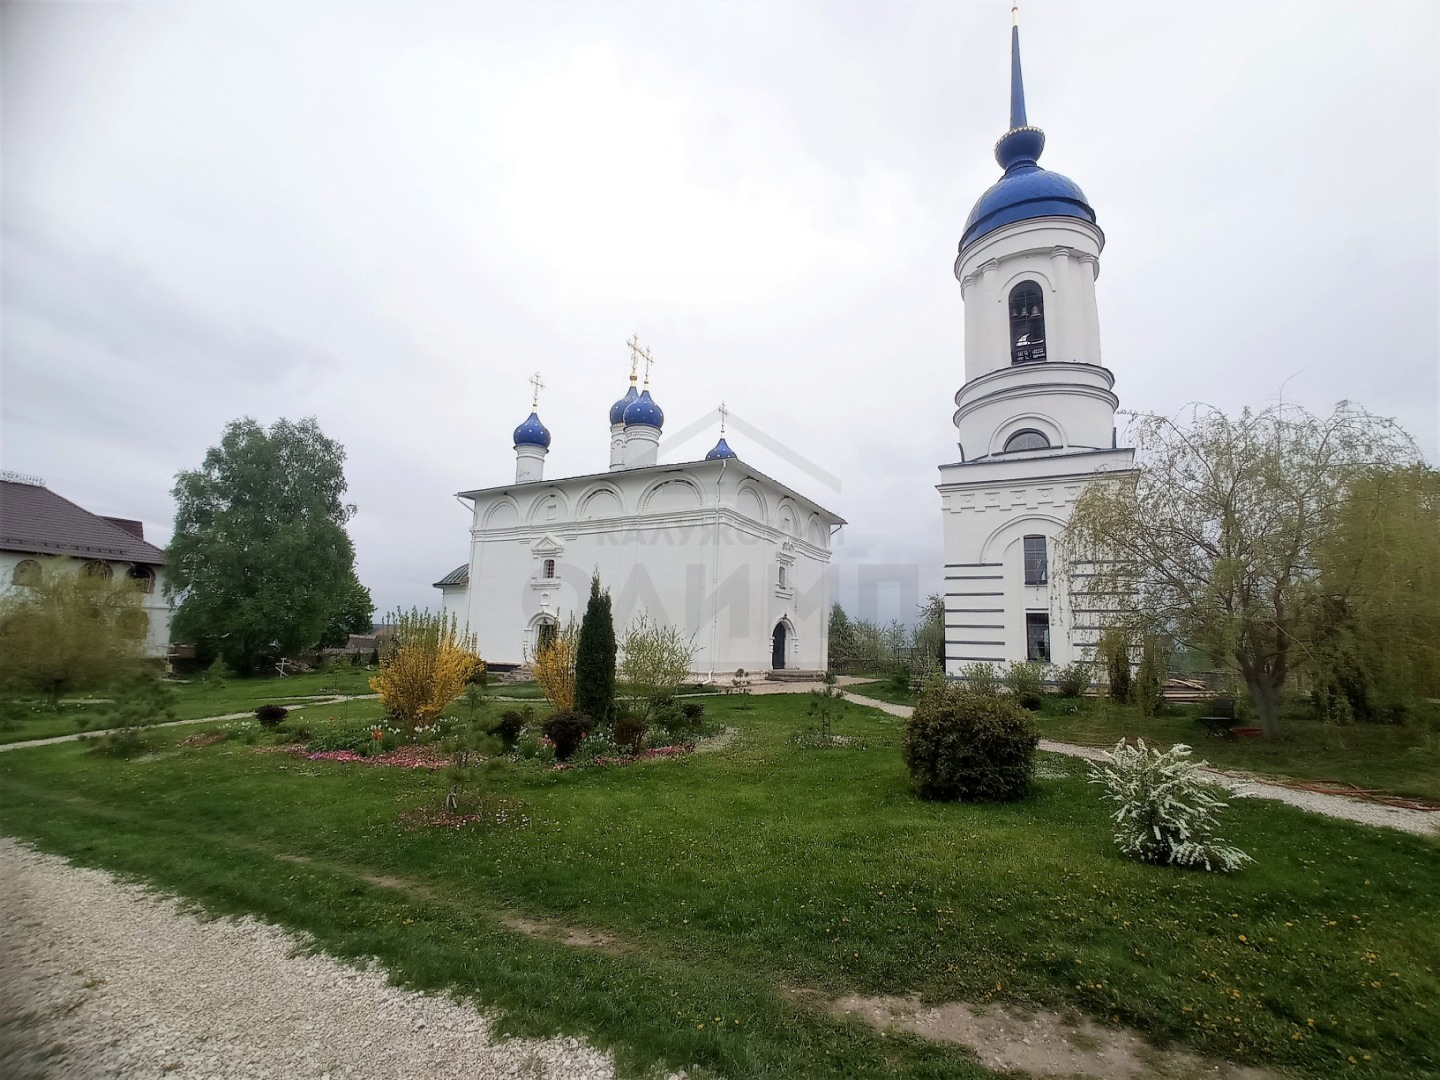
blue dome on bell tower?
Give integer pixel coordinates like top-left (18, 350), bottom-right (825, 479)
top-left (959, 20), bottom-right (1097, 252)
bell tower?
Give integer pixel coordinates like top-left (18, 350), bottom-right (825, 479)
top-left (937, 7), bottom-right (1134, 672)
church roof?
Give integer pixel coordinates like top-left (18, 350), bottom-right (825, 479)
top-left (959, 21), bottom-right (1097, 252)
top-left (433, 563), bottom-right (469, 587)
top-left (609, 384), bottom-right (639, 426)
top-left (622, 389), bottom-right (664, 428)
top-left (0, 479), bottom-right (166, 565)
top-left (457, 455), bottom-right (845, 525)
top-left (513, 411), bottom-right (552, 448)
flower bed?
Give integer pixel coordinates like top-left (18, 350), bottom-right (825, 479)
top-left (553, 742), bottom-right (695, 770)
top-left (254, 744), bottom-right (453, 769)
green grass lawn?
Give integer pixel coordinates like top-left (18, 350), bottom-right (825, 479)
top-left (847, 681), bottom-right (1440, 802)
top-left (0, 669), bottom-right (377, 746)
top-left (1, 694), bottom-right (1436, 1079)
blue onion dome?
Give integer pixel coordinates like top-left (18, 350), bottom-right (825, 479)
top-left (512, 411), bottom-right (551, 448)
top-left (609, 384), bottom-right (638, 426)
top-left (705, 436), bottom-right (737, 460)
top-left (622, 389), bottom-right (664, 429)
top-left (959, 22), bottom-right (1097, 252)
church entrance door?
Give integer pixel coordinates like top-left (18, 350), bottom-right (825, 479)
top-left (771, 623), bottom-right (787, 670)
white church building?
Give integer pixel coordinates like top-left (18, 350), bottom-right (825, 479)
top-left (938, 18), bottom-right (1135, 672)
top-left (437, 356), bottom-right (844, 674)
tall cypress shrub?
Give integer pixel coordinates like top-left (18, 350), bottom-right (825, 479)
top-left (574, 574), bottom-right (616, 723)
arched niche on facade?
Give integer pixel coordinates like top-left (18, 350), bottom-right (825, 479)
top-left (736, 483), bottom-right (767, 525)
top-left (526, 490), bottom-right (570, 527)
top-left (640, 477), bottom-right (702, 514)
top-left (577, 485), bottom-right (624, 520)
top-left (483, 499), bottom-right (520, 530)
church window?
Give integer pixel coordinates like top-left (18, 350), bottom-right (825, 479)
top-left (542, 558), bottom-right (556, 580)
top-left (12, 559), bottom-right (42, 587)
top-left (778, 565), bottom-right (787, 589)
top-left (1009, 282), bottom-right (1046, 364)
top-left (1023, 535), bottom-right (1048, 586)
top-left (1003, 429), bottom-right (1050, 453)
top-left (1025, 613), bottom-right (1051, 662)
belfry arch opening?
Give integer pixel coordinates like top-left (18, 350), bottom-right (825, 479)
top-left (1009, 281), bottom-right (1046, 364)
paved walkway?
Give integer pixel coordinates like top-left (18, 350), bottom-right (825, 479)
top-left (0, 695), bottom-right (378, 754)
top-left (838, 690), bottom-right (1439, 838)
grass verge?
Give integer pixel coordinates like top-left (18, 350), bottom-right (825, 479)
top-left (0, 693), bottom-right (1436, 1079)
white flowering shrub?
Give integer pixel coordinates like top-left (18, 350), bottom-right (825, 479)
top-left (1087, 739), bottom-right (1253, 873)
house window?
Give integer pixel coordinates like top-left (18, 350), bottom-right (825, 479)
top-left (83, 560), bottom-right (112, 580)
top-left (1009, 281), bottom-right (1046, 364)
top-left (117, 608), bottom-right (150, 641)
top-left (1023, 536), bottom-right (1048, 586)
top-left (1026, 613), bottom-right (1051, 662)
top-left (542, 559), bottom-right (556, 580)
top-left (12, 559), bottom-right (42, 587)
top-left (1003, 429), bottom-right (1050, 453)
top-left (127, 565), bottom-right (155, 593)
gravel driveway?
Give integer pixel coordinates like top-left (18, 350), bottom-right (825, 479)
top-left (0, 838), bottom-right (642, 1080)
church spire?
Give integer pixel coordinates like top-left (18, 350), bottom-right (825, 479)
top-left (994, 4), bottom-right (1046, 172)
top-left (1009, 4), bottom-right (1027, 129)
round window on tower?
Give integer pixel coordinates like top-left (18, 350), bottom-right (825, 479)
top-left (1003, 429), bottom-right (1051, 453)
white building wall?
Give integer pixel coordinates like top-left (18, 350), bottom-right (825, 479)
top-left (937, 450), bottom-right (1131, 672)
top-left (0, 552), bottom-right (171, 659)
top-left (447, 460), bottom-right (837, 673)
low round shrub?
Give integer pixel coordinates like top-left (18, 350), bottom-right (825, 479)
top-left (489, 710), bottom-right (526, 746)
top-left (680, 701), bottom-right (705, 725)
top-left (255, 704), bottom-right (288, 727)
top-left (613, 715), bottom-right (648, 754)
top-left (902, 685), bottom-right (1038, 802)
top-left (544, 710), bottom-right (589, 761)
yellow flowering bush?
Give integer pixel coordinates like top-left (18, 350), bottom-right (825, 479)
top-left (533, 631), bottom-right (577, 712)
top-left (369, 608), bottom-right (481, 734)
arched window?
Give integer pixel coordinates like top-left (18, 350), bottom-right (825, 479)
top-left (11, 559), bottom-right (42, 587)
top-left (127, 565), bottom-right (155, 594)
top-left (535, 619), bottom-right (557, 652)
top-left (83, 560), bottom-right (112, 580)
top-left (1009, 281), bottom-right (1046, 364)
top-left (542, 558), bottom-right (556, 580)
top-left (1003, 429), bottom-right (1051, 453)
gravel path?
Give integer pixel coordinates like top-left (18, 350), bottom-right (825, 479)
top-left (841, 692), bottom-right (1440, 838)
top-left (0, 838), bottom-right (640, 1080)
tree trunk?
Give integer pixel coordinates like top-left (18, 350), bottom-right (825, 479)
top-left (1246, 676), bottom-right (1282, 740)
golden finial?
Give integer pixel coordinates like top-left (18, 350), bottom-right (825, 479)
top-left (529, 372), bottom-right (545, 409)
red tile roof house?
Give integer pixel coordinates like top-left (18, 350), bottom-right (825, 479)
top-left (0, 475), bottom-right (171, 659)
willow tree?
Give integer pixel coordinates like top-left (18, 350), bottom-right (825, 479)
top-left (1310, 464), bottom-right (1440, 716)
top-left (1064, 403), bottom-right (1418, 739)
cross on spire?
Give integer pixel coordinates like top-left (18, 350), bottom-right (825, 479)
top-left (529, 372), bottom-right (545, 409)
top-left (718, 401), bottom-right (728, 434)
top-left (625, 333), bottom-right (643, 383)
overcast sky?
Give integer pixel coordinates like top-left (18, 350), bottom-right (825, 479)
top-left (3, 0), bottom-right (1436, 625)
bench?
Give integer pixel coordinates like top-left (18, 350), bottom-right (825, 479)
top-left (1197, 696), bottom-right (1237, 738)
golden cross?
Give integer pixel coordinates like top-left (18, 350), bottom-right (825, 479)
top-left (529, 372), bottom-right (544, 409)
top-left (641, 344), bottom-right (655, 388)
top-left (718, 401), bottom-right (728, 434)
top-left (625, 333), bottom-right (644, 384)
